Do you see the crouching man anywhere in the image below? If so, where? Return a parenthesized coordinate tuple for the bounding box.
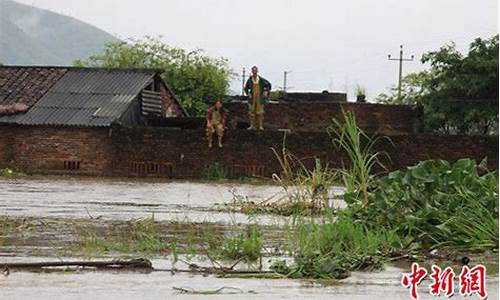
(206, 100, 227, 148)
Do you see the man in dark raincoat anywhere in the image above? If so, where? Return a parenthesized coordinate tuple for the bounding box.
(244, 66, 271, 130)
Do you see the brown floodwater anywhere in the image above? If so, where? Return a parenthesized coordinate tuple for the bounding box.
(0, 258, 498, 300)
(1, 176, 332, 224)
(0, 177, 498, 299)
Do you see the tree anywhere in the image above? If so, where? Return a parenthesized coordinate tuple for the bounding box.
(377, 35, 498, 135)
(376, 72, 430, 106)
(74, 37, 234, 116)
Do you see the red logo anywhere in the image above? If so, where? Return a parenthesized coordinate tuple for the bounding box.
(429, 265, 455, 297)
(401, 262, 428, 300)
(401, 263, 488, 299)
(459, 265, 488, 299)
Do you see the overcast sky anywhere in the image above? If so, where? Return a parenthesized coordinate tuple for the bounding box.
(15, 0, 499, 99)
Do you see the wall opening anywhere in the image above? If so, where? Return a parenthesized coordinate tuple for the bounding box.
(63, 160, 81, 171)
(227, 164, 266, 177)
(129, 161, 173, 177)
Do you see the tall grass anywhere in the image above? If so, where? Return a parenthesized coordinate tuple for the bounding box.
(220, 225, 262, 262)
(279, 215, 409, 279)
(75, 217, 171, 255)
(271, 111, 498, 279)
(269, 133, 337, 213)
(328, 109, 389, 205)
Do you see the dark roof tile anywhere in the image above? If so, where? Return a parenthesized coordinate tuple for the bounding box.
(0, 67, 68, 106)
(0, 66, 159, 127)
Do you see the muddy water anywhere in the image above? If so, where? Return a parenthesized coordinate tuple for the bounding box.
(0, 177, 498, 299)
(0, 177, 345, 224)
(0, 261, 498, 300)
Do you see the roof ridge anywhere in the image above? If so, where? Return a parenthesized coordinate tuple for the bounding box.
(0, 65, 163, 74)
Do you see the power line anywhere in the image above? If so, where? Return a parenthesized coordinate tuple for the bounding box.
(388, 45, 414, 100)
(283, 70, 292, 93)
(241, 67, 246, 96)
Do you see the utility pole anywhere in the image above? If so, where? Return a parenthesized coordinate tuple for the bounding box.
(283, 71, 291, 94)
(388, 45, 414, 101)
(241, 67, 246, 96)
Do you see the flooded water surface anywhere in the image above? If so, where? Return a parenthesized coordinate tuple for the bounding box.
(0, 177, 498, 299)
(0, 177, 297, 224)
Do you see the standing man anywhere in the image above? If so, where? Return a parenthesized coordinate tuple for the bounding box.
(244, 66, 271, 130)
(206, 100, 227, 148)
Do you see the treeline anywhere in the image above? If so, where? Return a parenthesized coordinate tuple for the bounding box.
(378, 35, 499, 135)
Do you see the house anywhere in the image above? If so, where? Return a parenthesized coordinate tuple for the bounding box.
(0, 66, 187, 127)
(0, 66, 187, 176)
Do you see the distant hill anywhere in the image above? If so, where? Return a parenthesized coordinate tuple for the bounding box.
(0, 0, 119, 65)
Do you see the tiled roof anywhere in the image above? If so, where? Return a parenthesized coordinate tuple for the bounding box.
(0, 66, 160, 127)
(0, 66, 68, 106)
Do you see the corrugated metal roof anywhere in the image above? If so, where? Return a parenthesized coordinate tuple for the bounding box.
(0, 68, 157, 127)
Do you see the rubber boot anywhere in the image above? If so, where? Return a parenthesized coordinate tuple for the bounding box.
(258, 115, 264, 130)
(218, 134, 223, 148)
(208, 134, 213, 148)
(247, 115, 256, 130)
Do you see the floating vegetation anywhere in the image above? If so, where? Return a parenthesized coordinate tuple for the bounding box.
(220, 225, 262, 262)
(173, 286, 256, 295)
(0, 167, 27, 178)
(345, 158, 499, 252)
(75, 217, 171, 255)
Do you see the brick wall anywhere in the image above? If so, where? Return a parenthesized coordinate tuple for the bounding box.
(224, 102, 416, 134)
(0, 125, 497, 178)
(0, 126, 113, 175)
(110, 126, 498, 178)
(0, 126, 14, 167)
(283, 92, 347, 102)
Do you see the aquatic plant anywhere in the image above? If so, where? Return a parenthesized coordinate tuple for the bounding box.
(346, 159, 499, 252)
(219, 225, 262, 262)
(75, 217, 170, 255)
(269, 134, 338, 214)
(284, 216, 407, 279)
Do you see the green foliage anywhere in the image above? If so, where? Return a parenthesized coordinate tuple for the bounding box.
(286, 217, 403, 279)
(269, 89, 285, 99)
(202, 162, 227, 180)
(377, 35, 499, 135)
(271, 138, 338, 213)
(376, 72, 431, 106)
(346, 159, 499, 252)
(269, 260, 291, 274)
(353, 83, 366, 97)
(284, 156, 499, 279)
(75, 217, 170, 255)
(74, 36, 234, 116)
(220, 225, 262, 262)
(0, 167, 27, 177)
(329, 110, 388, 205)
